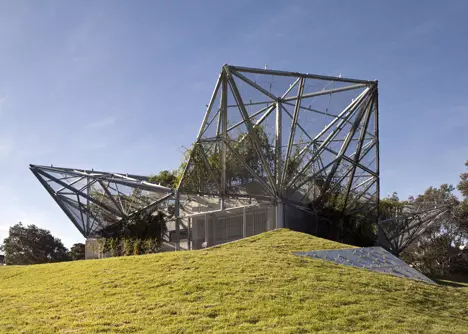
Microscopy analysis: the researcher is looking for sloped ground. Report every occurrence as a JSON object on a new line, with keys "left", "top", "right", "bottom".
{"left": 0, "top": 229, "right": 467, "bottom": 333}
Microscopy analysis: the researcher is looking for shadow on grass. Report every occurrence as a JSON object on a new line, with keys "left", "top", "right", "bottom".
{"left": 430, "top": 274, "right": 468, "bottom": 288}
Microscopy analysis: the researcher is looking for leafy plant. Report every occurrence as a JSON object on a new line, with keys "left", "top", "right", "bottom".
{"left": 97, "top": 210, "right": 168, "bottom": 257}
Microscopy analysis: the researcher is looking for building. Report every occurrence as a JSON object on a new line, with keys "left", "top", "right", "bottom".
{"left": 31, "top": 65, "right": 380, "bottom": 259}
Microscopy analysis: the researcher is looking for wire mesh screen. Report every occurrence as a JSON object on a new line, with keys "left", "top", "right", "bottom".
{"left": 295, "top": 247, "right": 435, "bottom": 284}
{"left": 30, "top": 165, "right": 174, "bottom": 238}
{"left": 189, "top": 204, "right": 275, "bottom": 249}
{"left": 179, "top": 65, "right": 379, "bottom": 218}
{"left": 377, "top": 203, "right": 448, "bottom": 255}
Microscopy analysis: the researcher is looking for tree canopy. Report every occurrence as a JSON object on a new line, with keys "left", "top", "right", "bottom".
{"left": 149, "top": 170, "right": 179, "bottom": 188}
{"left": 68, "top": 243, "right": 85, "bottom": 261}
{"left": 378, "top": 161, "right": 468, "bottom": 276}
{"left": 0, "top": 223, "right": 69, "bottom": 265}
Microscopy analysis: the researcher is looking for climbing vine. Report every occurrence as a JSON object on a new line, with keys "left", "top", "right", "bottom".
{"left": 96, "top": 210, "right": 168, "bottom": 257}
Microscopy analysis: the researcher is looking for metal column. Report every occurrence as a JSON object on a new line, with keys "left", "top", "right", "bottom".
{"left": 220, "top": 71, "right": 228, "bottom": 210}
{"left": 204, "top": 214, "right": 210, "bottom": 247}
{"left": 276, "top": 202, "right": 284, "bottom": 229}
{"left": 243, "top": 206, "right": 247, "bottom": 238}
{"left": 188, "top": 217, "right": 191, "bottom": 250}
{"left": 275, "top": 99, "right": 285, "bottom": 230}
{"left": 374, "top": 87, "right": 380, "bottom": 223}
{"left": 175, "top": 191, "right": 180, "bottom": 251}
{"left": 275, "top": 100, "right": 282, "bottom": 193}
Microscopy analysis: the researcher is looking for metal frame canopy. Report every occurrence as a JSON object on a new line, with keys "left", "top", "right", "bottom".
{"left": 30, "top": 165, "right": 174, "bottom": 238}
{"left": 30, "top": 64, "right": 380, "bottom": 240}
{"left": 378, "top": 202, "right": 449, "bottom": 255}
{"left": 178, "top": 65, "right": 379, "bottom": 216}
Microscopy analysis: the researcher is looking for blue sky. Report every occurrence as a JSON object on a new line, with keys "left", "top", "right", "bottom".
{"left": 1, "top": 0, "right": 467, "bottom": 247}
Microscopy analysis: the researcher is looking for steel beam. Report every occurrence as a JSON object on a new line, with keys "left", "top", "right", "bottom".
{"left": 228, "top": 65, "right": 376, "bottom": 85}
{"left": 226, "top": 71, "right": 277, "bottom": 193}
{"left": 231, "top": 68, "right": 278, "bottom": 101}
{"left": 287, "top": 87, "right": 371, "bottom": 191}
{"left": 281, "top": 78, "right": 305, "bottom": 192}
{"left": 223, "top": 138, "right": 277, "bottom": 198}
{"left": 282, "top": 83, "right": 367, "bottom": 102}
{"left": 275, "top": 100, "right": 282, "bottom": 192}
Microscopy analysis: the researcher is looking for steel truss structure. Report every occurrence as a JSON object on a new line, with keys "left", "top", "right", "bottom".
{"left": 377, "top": 203, "right": 449, "bottom": 255}
{"left": 30, "top": 64, "right": 380, "bottom": 247}
{"left": 30, "top": 165, "right": 174, "bottom": 238}
{"left": 178, "top": 65, "right": 379, "bottom": 218}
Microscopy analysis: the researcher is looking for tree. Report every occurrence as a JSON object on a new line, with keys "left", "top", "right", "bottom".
{"left": 372, "top": 159, "right": 468, "bottom": 277}
{"left": 0, "top": 223, "right": 69, "bottom": 265}
{"left": 457, "top": 161, "right": 468, "bottom": 198}
{"left": 149, "top": 170, "right": 178, "bottom": 188}
{"left": 389, "top": 179, "right": 468, "bottom": 276}
{"left": 179, "top": 126, "right": 276, "bottom": 194}
{"left": 456, "top": 160, "right": 468, "bottom": 235}
{"left": 68, "top": 243, "right": 85, "bottom": 261}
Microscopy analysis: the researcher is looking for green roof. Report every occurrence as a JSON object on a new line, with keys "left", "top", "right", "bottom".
{"left": 0, "top": 229, "right": 467, "bottom": 333}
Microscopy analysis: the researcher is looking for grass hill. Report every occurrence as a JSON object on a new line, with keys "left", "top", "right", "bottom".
{"left": 0, "top": 229, "right": 467, "bottom": 333}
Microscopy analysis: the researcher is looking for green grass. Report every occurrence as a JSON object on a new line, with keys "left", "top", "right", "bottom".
{"left": 0, "top": 229, "right": 467, "bottom": 333}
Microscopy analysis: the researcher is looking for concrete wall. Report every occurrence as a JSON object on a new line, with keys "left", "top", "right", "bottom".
{"left": 85, "top": 238, "right": 107, "bottom": 259}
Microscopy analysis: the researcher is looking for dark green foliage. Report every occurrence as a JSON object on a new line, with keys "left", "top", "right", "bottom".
{"left": 456, "top": 161, "right": 468, "bottom": 235}
{"left": 379, "top": 192, "right": 406, "bottom": 220}
{"left": 229, "top": 126, "right": 275, "bottom": 182}
{"left": 183, "top": 125, "right": 378, "bottom": 246}
{"left": 181, "top": 126, "right": 275, "bottom": 193}
{"left": 309, "top": 198, "right": 377, "bottom": 247}
{"left": 149, "top": 170, "right": 178, "bottom": 188}
{"left": 68, "top": 243, "right": 85, "bottom": 261}
{"left": 0, "top": 223, "right": 69, "bottom": 265}
{"left": 180, "top": 144, "right": 216, "bottom": 193}
{"left": 86, "top": 168, "right": 173, "bottom": 258}
{"left": 97, "top": 211, "right": 168, "bottom": 257}
{"left": 403, "top": 234, "right": 466, "bottom": 276}
{"left": 457, "top": 161, "right": 468, "bottom": 198}
{"left": 455, "top": 200, "right": 468, "bottom": 235}
{"left": 302, "top": 173, "right": 378, "bottom": 247}
{"left": 383, "top": 164, "right": 468, "bottom": 276}
{"left": 378, "top": 193, "right": 411, "bottom": 250}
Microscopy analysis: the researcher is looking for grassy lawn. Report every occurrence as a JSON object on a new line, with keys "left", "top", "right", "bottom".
{"left": 0, "top": 229, "right": 467, "bottom": 333}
